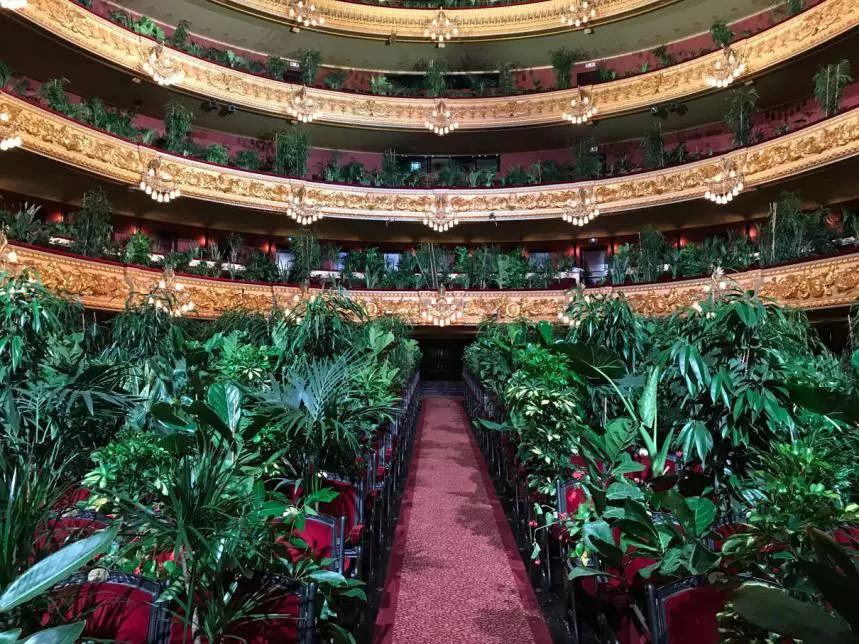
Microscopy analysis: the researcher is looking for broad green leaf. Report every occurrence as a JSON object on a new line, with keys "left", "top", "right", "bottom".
{"left": 0, "top": 629, "right": 21, "bottom": 644}
{"left": 568, "top": 568, "right": 613, "bottom": 580}
{"left": 535, "top": 321, "right": 554, "bottom": 347}
{"left": 731, "top": 582, "right": 858, "bottom": 643}
{"left": 678, "top": 420, "right": 713, "bottom": 464}
{"left": 310, "top": 570, "right": 347, "bottom": 586}
{"left": 552, "top": 342, "right": 626, "bottom": 381}
{"left": 685, "top": 497, "right": 716, "bottom": 538}
{"left": 21, "top": 623, "right": 86, "bottom": 644}
{"left": 0, "top": 525, "right": 118, "bottom": 612}
{"left": 638, "top": 368, "right": 660, "bottom": 429}
{"left": 606, "top": 482, "right": 644, "bottom": 501}
{"left": 690, "top": 543, "right": 720, "bottom": 574}
{"left": 207, "top": 382, "right": 243, "bottom": 432}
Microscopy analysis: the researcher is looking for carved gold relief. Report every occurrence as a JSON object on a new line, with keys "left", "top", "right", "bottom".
{"left": 6, "top": 243, "right": 859, "bottom": 324}
{"left": 2, "top": 92, "right": 857, "bottom": 222}
{"left": 16, "top": 0, "right": 859, "bottom": 129}
{"left": 210, "top": 0, "right": 662, "bottom": 40}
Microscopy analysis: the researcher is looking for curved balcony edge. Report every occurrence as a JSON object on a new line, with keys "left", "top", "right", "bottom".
{"left": 14, "top": 0, "right": 859, "bottom": 130}
{"left": 2, "top": 92, "right": 858, "bottom": 223}
{"left": 3, "top": 241, "right": 858, "bottom": 323}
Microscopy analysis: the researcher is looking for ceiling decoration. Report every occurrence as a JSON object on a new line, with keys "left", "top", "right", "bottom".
{"left": 561, "top": 88, "right": 598, "bottom": 125}
{"left": 561, "top": 187, "right": 601, "bottom": 227}
{"left": 704, "top": 157, "right": 745, "bottom": 206}
{"left": 705, "top": 45, "right": 748, "bottom": 89}
{"left": 16, "top": 0, "right": 858, "bottom": 130}
{"left": 424, "top": 100, "right": 459, "bottom": 136}
{"left": 286, "top": 0, "right": 324, "bottom": 29}
{"left": 424, "top": 8, "right": 458, "bottom": 47}
{"left": 138, "top": 155, "right": 181, "bottom": 203}
{"left": 209, "top": 0, "right": 660, "bottom": 41}
{"left": 2, "top": 93, "right": 857, "bottom": 223}
{"left": 559, "top": 0, "right": 603, "bottom": 28}
{"left": 0, "top": 110, "right": 22, "bottom": 152}
{"left": 7, "top": 243, "right": 859, "bottom": 323}
{"left": 142, "top": 44, "right": 184, "bottom": 87}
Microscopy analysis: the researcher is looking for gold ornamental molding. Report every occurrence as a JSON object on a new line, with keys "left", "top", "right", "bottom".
{"left": 207, "top": 0, "right": 664, "bottom": 41}
{"left": 4, "top": 242, "right": 859, "bottom": 324}
{"left": 14, "top": 0, "right": 859, "bottom": 130}
{"left": 2, "top": 92, "right": 859, "bottom": 222}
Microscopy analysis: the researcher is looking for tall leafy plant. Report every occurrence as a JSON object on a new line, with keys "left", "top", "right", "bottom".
{"left": 289, "top": 229, "right": 320, "bottom": 285}
{"left": 163, "top": 101, "right": 194, "bottom": 155}
{"left": 813, "top": 60, "right": 852, "bottom": 116}
{"left": 497, "top": 61, "right": 515, "bottom": 95}
{"left": 710, "top": 21, "right": 735, "bottom": 47}
{"left": 423, "top": 59, "right": 448, "bottom": 97}
{"left": 67, "top": 188, "right": 114, "bottom": 257}
{"left": 573, "top": 138, "right": 603, "bottom": 180}
{"left": 724, "top": 86, "right": 758, "bottom": 146}
{"left": 642, "top": 121, "right": 665, "bottom": 169}
{"left": 273, "top": 129, "right": 310, "bottom": 177}
{"left": 296, "top": 49, "right": 322, "bottom": 86}
{"left": 550, "top": 48, "right": 584, "bottom": 90}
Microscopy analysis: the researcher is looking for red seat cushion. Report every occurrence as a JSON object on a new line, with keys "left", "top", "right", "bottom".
{"left": 276, "top": 516, "right": 335, "bottom": 564}
{"left": 662, "top": 583, "right": 726, "bottom": 644}
{"left": 48, "top": 578, "right": 156, "bottom": 643}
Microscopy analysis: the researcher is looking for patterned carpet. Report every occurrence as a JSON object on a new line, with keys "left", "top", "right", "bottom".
{"left": 374, "top": 395, "right": 552, "bottom": 644}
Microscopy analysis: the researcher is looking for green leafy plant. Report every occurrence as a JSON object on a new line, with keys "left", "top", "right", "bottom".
{"left": 273, "top": 129, "right": 310, "bottom": 177}
{"left": 710, "top": 21, "right": 735, "bottom": 47}
{"left": 813, "top": 60, "right": 852, "bottom": 116}
{"left": 234, "top": 149, "right": 262, "bottom": 171}
{"left": 724, "top": 86, "right": 758, "bottom": 147}
{"left": 423, "top": 59, "right": 448, "bottom": 97}
{"left": 289, "top": 229, "right": 320, "bottom": 285}
{"left": 550, "top": 48, "right": 584, "bottom": 90}
{"left": 497, "top": 61, "right": 516, "bottom": 95}
{"left": 642, "top": 121, "right": 665, "bottom": 169}
{"left": 323, "top": 71, "right": 347, "bottom": 90}
{"left": 203, "top": 143, "right": 230, "bottom": 166}
{"left": 296, "top": 49, "right": 322, "bottom": 86}
{"left": 124, "top": 230, "right": 153, "bottom": 266}
{"left": 265, "top": 55, "right": 288, "bottom": 81}
{"left": 369, "top": 75, "right": 394, "bottom": 96}
{"left": 573, "top": 138, "right": 603, "bottom": 180}
{"left": 67, "top": 188, "right": 114, "bottom": 257}
{"left": 162, "top": 101, "right": 194, "bottom": 154}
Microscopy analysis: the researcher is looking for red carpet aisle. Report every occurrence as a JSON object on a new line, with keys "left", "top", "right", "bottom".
{"left": 375, "top": 396, "right": 552, "bottom": 644}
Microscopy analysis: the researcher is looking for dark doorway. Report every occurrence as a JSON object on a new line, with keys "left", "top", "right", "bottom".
{"left": 419, "top": 338, "right": 469, "bottom": 380}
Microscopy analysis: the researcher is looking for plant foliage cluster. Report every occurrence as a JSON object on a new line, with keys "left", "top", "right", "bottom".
{"left": 465, "top": 279, "right": 859, "bottom": 641}
{"left": 0, "top": 272, "right": 420, "bottom": 642}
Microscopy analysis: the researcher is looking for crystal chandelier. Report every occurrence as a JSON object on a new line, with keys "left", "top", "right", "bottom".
{"left": 288, "top": 186, "right": 323, "bottom": 225}
{"left": 561, "top": 188, "right": 600, "bottom": 226}
{"left": 0, "top": 0, "right": 28, "bottom": 9}
{"left": 704, "top": 158, "right": 745, "bottom": 205}
{"left": 288, "top": 0, "right": 324, "bottom": 28}
{"left": 423, "top": 195, "right": 459, "bottom": 232}
{"left": 424, "top": 100, "right": 459, "bottom": 136}
{"left": 420, "top": 285, "right": 464, "bottom": 327}
{"left": 0, "top": 112, "right": 22, "bottom": 151}
{"left": 142, "top": 45, "right": 184, "bottom": 87}
{"left": 424, "top": 9, "right": 458, "bottom": 47}
{"left": 139, "top": 156, "right": 180, "bottom": 203}
{"left": 705, "top": 46, "right": 746, "bottom": 88}
{"left": 560, "top": 0, "right": 601, "bottom": 27}
{"left": 561, "top": 88, "right": 598, "bottom": 125}
{"left": 286, "top": 86, "right": 318, "bottom": 124}
{"left": 147, "top": 268, "right": 195, "bottom": 317}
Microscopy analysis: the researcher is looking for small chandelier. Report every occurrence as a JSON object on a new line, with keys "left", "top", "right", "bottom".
{"left": 0, "top": 112, "right": 22, "bottom": 151}
{"left": 286, "top": 86, "right": 318, "bottom": 124}
{"left": 704, "top": 158, "right": 744, "bottom": 205}
{"left": 560, "top": 0, "right": 601, "bottom": 27}
{"left": 0, "top": 0, "right": 28, "bottom": 9}
{"left": 424, "top": 100, "right": 459, "bottom": 136}
{"left": 288, "top": 0, "right": 324, "bottom": 28}
{"left": 143, "top": 45, "right": 184, "bottom": 87}
{"left": 705, "top": 46, "right": 746, "bottom": 88}
{"left": 423, "top": 194, "right": 459, "bottom": 232}
{"left": 288, "top": 186, "right": 322, "bottom": 226}
{"left": 139, "top": 156, "right": 180, "bottom": 203}
{"left": 561, "top": 88, "right": 597, "bottom": 125}
{"left": 0, "top": 230, "right": 18, "bottom": 265}
{"left": 424, "top": 9, "right": 458, "bottom": 47}
{"left": 148, "top": 268, "right": 195, "bottom": 317}
{"left": 561, "top": 188, "right": 600, "bottom": 226}
{"left": 420, "top": 285, "right": 464, "bottom": 327}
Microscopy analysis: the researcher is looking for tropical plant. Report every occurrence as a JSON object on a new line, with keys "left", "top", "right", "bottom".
{"left": 289, "top": 229, "right": 320, "bottom": 285}
{"left": 162, "top": 101, "right": 194, "bottom": 155}
{"left": 642, "top": 121, "right": 666, "bottom": 169}
{"left": 423, "top": 60, "right": 448, "bottom": 97}
{"left": 273, "top": 129, "right": 310, "bottom": 177}
{"left": 67, "top": 189, "right": 114, "bottom": 257}
{"left": 710, "top": 21, "right": 735, "bottom": 47}
{"left": 573, "top": 138, "right": 602, "bottom": 180}
{"left": 497, "top": 61, "right": 516, "bottom": 95}
{"left": 265, "top": 55, "right": 289, "bottom": 81}
{"left": 0, "top": 60, "right": 11, "bottom": 88}
{"left": 369, "top": 75, "right": 394, "bottom": 96}
{"left": 234, "top": 149, "right": 262, "bottom": 171}
{"left": 550, "top": 47, "right": 584, "bottom": 90}
{"left": 124, "top": 230, "right": 152, "bottom": 266}
{"left": 813, "top": 60, "right": 852, "bottom": 116}
{"left": 725, "top": 86, "right": 758, "bottom": 146}
{"left": 324, "top": 71, "right": 347, "bottom": 90}
{"left": 296, "top": 49, "right": 322, "bottom": 86}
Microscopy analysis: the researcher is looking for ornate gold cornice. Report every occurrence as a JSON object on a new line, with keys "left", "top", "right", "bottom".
{"left": 4, "top": 242, "right": 858, "bottom": 323}
{"left": 2, "top": 92, "right": 858, "bottom": 222}
{"left": 207, "top": 0, "right": 664, "bottom": 41}
{"left": 15, "top": 0, "right": 859, "bottom": 130}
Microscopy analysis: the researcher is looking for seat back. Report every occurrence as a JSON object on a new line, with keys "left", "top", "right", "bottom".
{"left": 556, "top": 479, "right": 587, "bottom": 517}
{"left": 49, "top": 571, "right": 167, "bottom": 644}
{"left": 276, "top": 512, "right": 345, "bottom": 574}
{"left": 646, "top": 575, "right": 726, "bottom": 644}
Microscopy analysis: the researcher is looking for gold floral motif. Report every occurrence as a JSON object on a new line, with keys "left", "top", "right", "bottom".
{"left": 210, "top": 0, "right": 661, "bottom": 40}
{"left": 7, "top": 244, "right": 859, "bottom": 325}
{"left": 16, "top": 0, "right": 859, "bottom": 129}
{"left": 2, "top": 93, "right": 858, "bottom": 222}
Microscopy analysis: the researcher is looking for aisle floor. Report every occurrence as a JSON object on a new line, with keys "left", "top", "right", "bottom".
{"left": 374, "top": 395, "right": 552, "bottom": 644}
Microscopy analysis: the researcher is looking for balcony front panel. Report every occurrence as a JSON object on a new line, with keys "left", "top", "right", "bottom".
{"left": 14, "top": 0, "right": 859, "bottom": 130}
{"left": 2, "top": 92, "right": 858, "bottom": 224}
{"left": 5, "top": 242, "right": 859, "bottom": 322}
